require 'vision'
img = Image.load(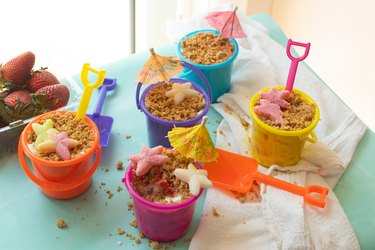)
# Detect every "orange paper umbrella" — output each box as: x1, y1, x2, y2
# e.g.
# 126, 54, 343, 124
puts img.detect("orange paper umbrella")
167, 116, 218, 162
135, 48, 183, 85
205, 7, 246, 38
